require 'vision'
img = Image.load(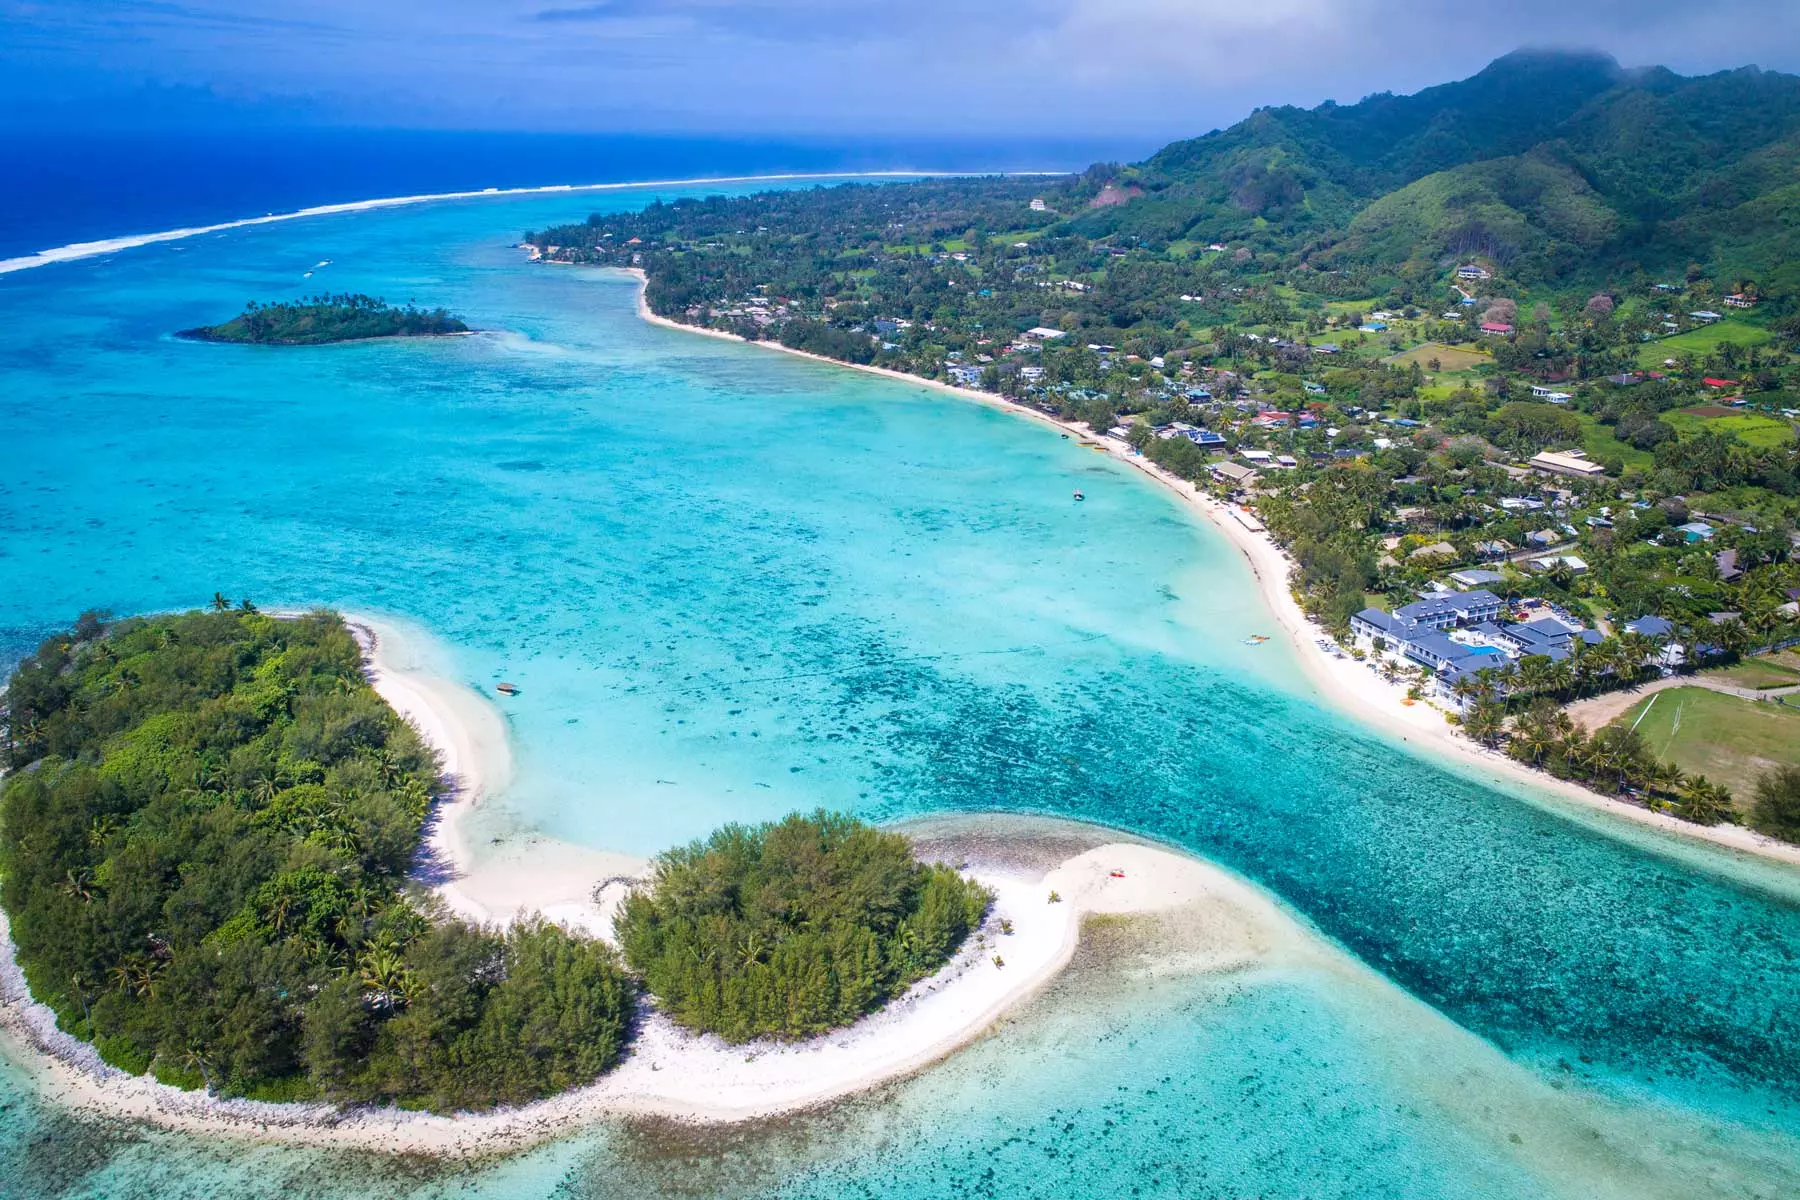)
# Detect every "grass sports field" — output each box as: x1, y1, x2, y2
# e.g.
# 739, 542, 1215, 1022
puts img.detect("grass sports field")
1614, 686, 1800, 803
